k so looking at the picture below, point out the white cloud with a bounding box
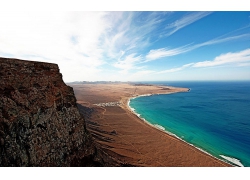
[157,48,250,74]
[193,48,250,67]
[165,12,211,36]
[0,11,166,81]
[157,63,194,74]
[1,11,249,82]
[0,12,110,82]
[102,12,164,60]
[145,46,190,61]
[0,12,106,60]
[144,33,250,62]
[190,33,250,50]
[113,53,142,73]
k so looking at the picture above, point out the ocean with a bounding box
[129,81,250,167]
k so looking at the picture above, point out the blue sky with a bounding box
[0,11,250,82]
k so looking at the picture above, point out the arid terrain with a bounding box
[71,83,231,167]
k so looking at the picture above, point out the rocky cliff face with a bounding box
[0,57,96,166]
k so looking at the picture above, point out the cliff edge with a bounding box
[0,57,97,166]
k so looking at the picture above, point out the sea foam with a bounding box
[154,124,165,131]
[128,83,248,166]
[220,155,244,167]
[128,94,233,166]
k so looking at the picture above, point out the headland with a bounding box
[71,82,231,167]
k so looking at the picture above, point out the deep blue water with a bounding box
[129,81,250,166]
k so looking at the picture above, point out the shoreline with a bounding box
[125,91,234,167]
[72,83,232,166]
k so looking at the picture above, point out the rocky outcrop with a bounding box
[0,57,97,166]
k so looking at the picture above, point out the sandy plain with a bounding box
[70,82,231,167]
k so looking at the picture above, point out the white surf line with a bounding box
[220,155,244,167]
[128,93,234,167]
[154,124,165,131]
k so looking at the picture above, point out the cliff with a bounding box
[0,57,98,166]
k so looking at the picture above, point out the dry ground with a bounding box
[71,83,230,167]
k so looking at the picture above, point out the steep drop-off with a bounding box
[0,57,99,166]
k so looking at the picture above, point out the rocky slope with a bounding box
[0,57,100,166]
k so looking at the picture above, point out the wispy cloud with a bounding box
[190,33,250,50]
[193,48,250,67]
[145,33,250,62]
[157,63,194,74]
[113,53,142,73]
[114,28,250,72]
[145,45,190,62]
[165,12,212,36]
[107,12,218,70]
[158,48,250,74]
[103,12,165,60]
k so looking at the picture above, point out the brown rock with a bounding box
[0,57,96,166]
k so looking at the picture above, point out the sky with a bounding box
[1,11,250,82]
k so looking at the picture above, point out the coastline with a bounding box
[71,83,232,167]
[125,91,234,167]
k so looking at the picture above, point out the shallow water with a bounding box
[129,81,250,166]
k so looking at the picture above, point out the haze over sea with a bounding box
[129,81,250,167]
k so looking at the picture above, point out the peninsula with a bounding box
[71,82,231,166]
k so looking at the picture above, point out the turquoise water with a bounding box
[129,81,250,167]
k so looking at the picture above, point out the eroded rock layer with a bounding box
[0,57,95,166]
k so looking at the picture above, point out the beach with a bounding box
[70,82,231,167]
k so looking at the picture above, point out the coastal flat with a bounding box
[71,83,230,167]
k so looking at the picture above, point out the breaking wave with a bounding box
[220,155,244,167]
